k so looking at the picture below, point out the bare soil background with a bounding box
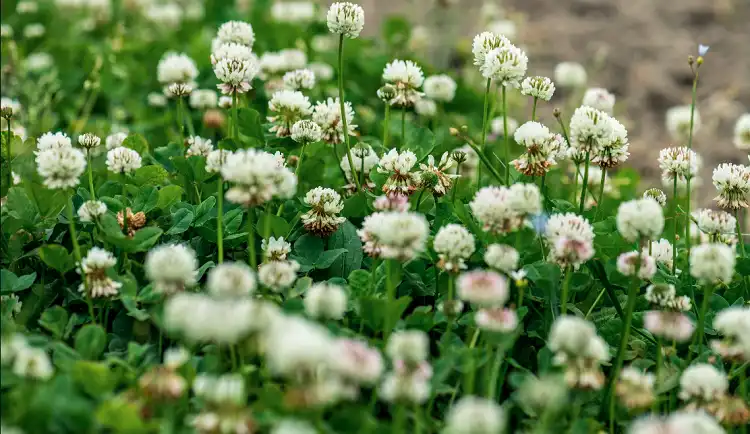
[327,0,750,203]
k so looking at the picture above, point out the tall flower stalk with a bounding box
[476,79,492,188]
[217,175,224,263]
[685,55,702,263]
[383,105,391,149]
[68,193,96,324]
[671,177,678,274]
[578,149,592,214]
[336,34,360,191]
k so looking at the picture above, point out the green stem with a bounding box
[415,189,425,212]
[560,266,572,315]
[337,34,360,190]
[572,163,580,206]
[476,78,492,188]
[487,347,505,400]
[463,328,481,396]
[295,143,307,178]
[585,287,607,320]
[68,193,96,325]
[531,97,538,121]
[578,149,591,214]
[184,103,196,137]
[383,105,391,149]
[502,85,510,186]
[87,154,96,200]
[394,405,406,434]
[594,168,606,220]
[247,208,256,268]
[217,177,224,263]
[540,173,547,211]
[691,284,713,361]
[466,141,503,184]
[385,259,398,340]
[5,120,11,190]
[736,209,747,257]
[653,336,662,413]
[232,91,238,141]
[176,96,186,142]
[685,68,699,265]
[401,107,406,147]
[452,162,461,203]
[672,176,678,275]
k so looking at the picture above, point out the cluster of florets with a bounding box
[544,213,595,270]
[301,187,346,237]
[469,183,542,234]
[221,149,297,207]
[357,211,428,261]
[548,316,610,390]
[511,121,568,176]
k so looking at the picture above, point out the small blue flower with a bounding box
[698,45,710,56]
[530,212,549,235]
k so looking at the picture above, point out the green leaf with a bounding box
[96,396,148,433]
[122,133,149,154]
[156,185,183,210]
[72,361,115,397]
[342,191,370,218]
[238,108,265,146]
[39,306,69,338]
[196,261,216,280]
[256,210,291,238]
[99,196,125,213]
[348,269,372,295]
[359,296,411,331]
[133,165,169,186]
[5,187,37,224]
[24,181,67,219]
[121,297,149,321]
[406,124,436,160]
[328,222,363,278]
[166,208,194,235]
[38,244,75,274]
[194,196,217,226]
[294,235,325,262]
[128,227,163,252]
[75,324,107,360]
[382,17,411,48]
[131,186,159,213]
[314,248,349,270]
[224,208,244,233]
[0,270,36,293]
[736,258,750,276]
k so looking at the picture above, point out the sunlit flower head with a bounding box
[145,244,199,295]
[712,163,749,209]
[433,224,475,272]
[312,97,356,145]
[326,2,365,38]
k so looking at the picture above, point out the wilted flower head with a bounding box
[689,243,736,284]
[106,146,142,174]
[291,119,322,144]
[382,59,425,107]
[643,188,667,206]
[221,149,297,207]
[582,87,615,114]
[207,262,256,298]
[312,97,356,145]
[283,68,316,91]
[145,244,198,295]
[262,237,292,262]
[418,152,457,195]
[433,224,475,272]
[666,105,700,142]
[544,213,595,270]
[258,260,300,291]
[443,396,506,434]
[521,76,555,101]
[712,163,749,209]
[79,247,121,298]
[616,198,664,242]
[480,43,528,87]
[78,200,107,222]
[304,282,348,320]
[733,113,750,150]
[301,187,346,236]
[423,74,457,102]
[185,136,213,158]
[216,20,255,48]
[326,2,365,38]
[35,146,86,190]
[554,62,587,88]
[679,363,728,403]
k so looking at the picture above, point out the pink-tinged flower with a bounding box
[551,236,594,269]
[644,311,694,342]
[457,270,509,306]
[332,339,384,385]
[373,193,410,212]
[616,251,657,280]
[476,307,518,333]
[393,359,433,380]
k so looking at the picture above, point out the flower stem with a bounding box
[531,97,538,121]
[653,336,663,413]
[415,189,426,212]
[5,120,11,189]
[68,193,96,325]
[87,154,96,200]
[217,177,224,263]
[672,176,678,275]
[691,284,713,362]
[487,347,505,400]
[594,168,606,220]
[232,91,238,140]
[502,85,510,186]
[685,67,699,266]
[247,208,256,268]
[176,96,186,142]
[476,78,492,188]
[572,163,580,206]
[736,209,747,257]
[385,259,398,340]
[401,107,406,146]
[585,287,607,320]
[578,149,591,214]
[560,266,572,315]
[383,105,391,149]
[337,34,360,190]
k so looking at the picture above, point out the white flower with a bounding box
[490,116,519,136]
[166,82,194,98]
[689,243,736,284]
[386,330,428,363]
[147,92,168,107]
[475,307,518,333]
[270,1,316,24]
[157,52,198,86]
[185,136,213,158]
[301,187,346,236]
[569,105,614,155]
[693,209,737,236]
[0,97,20,117]
[104,132,127,150]
[511,122,565,176]
[165,294,264,344]
[291,120,322,144]
[326,2,365,38]
[205,149,231,174]
[554,62,587,88]
[37,132,72,151]
[272,420,317,434]
[423,74,457,102]
[341,145,379,191]
[358,212,428,261]
[213,57,259,95]
[712,163,749,209]
[258,260,300,291]
[658,146,701,182]
[472,31,510,67]
[667,411,725,434]
[331,339,383,385]
[642,188,667,207]
[163,347,190,370]
[221,149,297,207]
[143,3,182,27]
[582,87,616,114]
[35,146,86,190]
[377,149,419,195]
[548,316,598,356]
[193,373,246,406]
[666,105,700,142]
[480,44,528,87]
[592,117,629,168]
[207,262,256,298]
[382,59,425,107]
[711,306,750,362]
[415,98,437,117]
[544,213,595,270]
[679,363,728,402]
[644,284,690,311]
[216,20,254,48]
[23,23,45,39]
[267,90,312,137]
[265,315,333,376]
[644,311,694,342]
[23,52,53,72]
[521,76,555,101]
[643,239,674,271]
[418,152,458,196]
[616,251,657,279]
[76,133,101,155]
[218,96,233,108]
[210,42,255,65]
[380,367,431,404]
[283,68,316,91]
[312,97,356,145]
[457,270,509,306]
[733,113,750,150]
[433,224,475,272]
[470,184,541,234]
[304,282,348,320]
[443,396,506,434]
[189,89,218,109]
[484,244,519,273]
[145,244,198,294]
[308,62,334,81]
[262,236,292,261]
[78,247,121,298]
[616,198,664,242]
[616,367,655,410]
[12,347,53,381]
[78,200,107,222]
[106,146,142,174]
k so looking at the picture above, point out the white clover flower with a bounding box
[548,316,598,356]
[616,198,664,242]
[472,31,511,67]
[554,62,587,88]
[291,119,322,144]
[326,2,365,38]
[642,188,667,207]
[643,238,674,271]
[37,132,72,152]
[616,251,657,280]
[582,87,616,114]
[78,200,107,222]
[379,367,432,404]
[712,163,749,210]
[414,98,437,117]
[210,41,255,65]
[544,213,595,270]
[262,236,292,262]
[457,270,508,306]
[711,306,750,362]
[35,146,86,190]
[666,105,700,142]
[341,145,379,192]
[331,339,383,385]
[443,396,506,434]
[106,146,142,174]
[616,367,655,410]
[189,89,218,110]
[644,283,690,311]
[143,3,182,27]
[205,149,232,174]
[490,116,519,136]
[165,294,267,344]
[360,211,428,261]
[157,52,198,86]
[470,184,541,234]
[667,411,725,434]
[658,146,701,183]
[258,260,300,291]
[185,136,213,158]
[693,209,737,236]
[166,82,194,98]
[304,282,348,320]
[376,148,419,196]
[679,363,728,402]
[689,243,736,284]
[475,307,518,333]
[272,420,317,434]
[207,262,256,298]
[264,314,333,376]
[12,347,53,381]
[382,59,425,107]
[592,117,629,168]
[418,152,458,196]
[301,187,346,236]
[644,311,694,342]
[548,316,610,390]
[312,97,356,145]
[283,68,316,91]
[733,113,750,150]
[221,149,297,207]
[270,1,316,24]
[521,76,555,101]
[267,90,312,137]
[308,62,334,81]
[0,97,20,118]
[216,20,254,48]
[78,247,121,298]
[218,96,233,109]
[386,330,428,363]
[511,122,563,176]
[213,57,259,95]
[423,74,457,102]
[433,224,475,272]
[147,92,168,107]
[569,105,614,155]
[76,133,101,156]
[484,244,519,273]
[480,44,528,87]
[145,244,198,294]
